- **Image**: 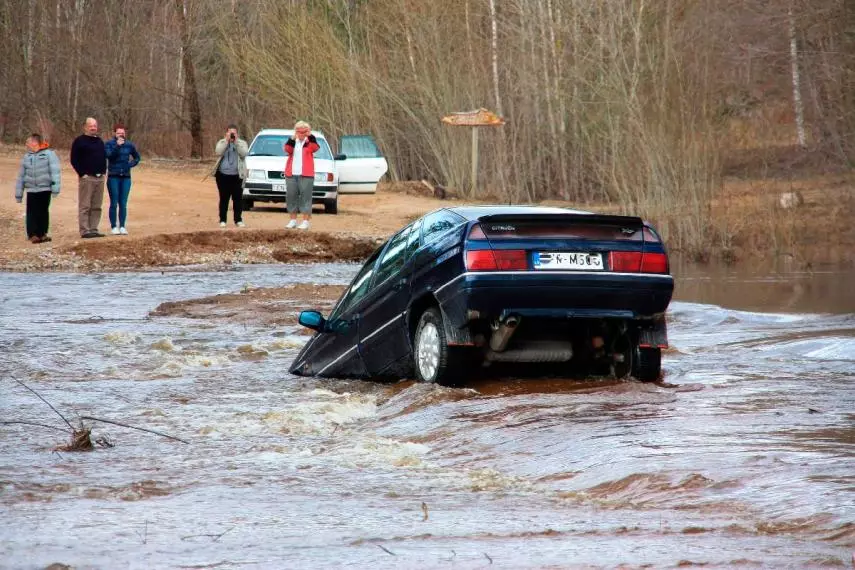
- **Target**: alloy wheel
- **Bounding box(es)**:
[416,322,441,382]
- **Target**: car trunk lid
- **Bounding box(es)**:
[466,213,668,274]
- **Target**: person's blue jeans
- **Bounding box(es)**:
[107,176,132,228]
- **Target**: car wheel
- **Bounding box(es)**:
[610,333,633,379]
[324,197,338,214]
[413,307,465,386]
[241,199,254,211]
[633,347,662,382]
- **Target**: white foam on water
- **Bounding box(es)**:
[331,437,432,468]
[803,338,855,361]
[150,337,175,351]
[103,331,141,345]
[263,336,308,351]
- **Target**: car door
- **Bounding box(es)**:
[292,250,381,378]
[358,224,414,376]
[336,135,389,194]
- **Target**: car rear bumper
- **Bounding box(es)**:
[434,270,674,327]
[243,183,337,202]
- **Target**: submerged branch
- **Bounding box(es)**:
[0,420,71,433]
[12,378,75,430]
[79,416,190,444]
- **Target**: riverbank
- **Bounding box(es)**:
[1,145,853,271]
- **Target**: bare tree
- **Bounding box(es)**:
[176,0,203,157]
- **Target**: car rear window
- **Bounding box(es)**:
[481,221,644,241]
[249,135,333,160]
[422,211,466,245]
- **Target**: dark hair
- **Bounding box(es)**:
[113,122,125,131]
[227,123,238,131]
[28,133,43,144]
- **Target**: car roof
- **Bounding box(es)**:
[445,205,592,221]
[254,128,328,139]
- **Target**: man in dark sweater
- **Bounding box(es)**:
[70,117,107,238]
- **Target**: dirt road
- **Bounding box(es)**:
[0,147,442,270]
[3,144,854,270]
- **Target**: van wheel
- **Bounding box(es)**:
[633,347,662,382]
[324,197,338,214]
[413,307,465,386]
[241,199,254,211]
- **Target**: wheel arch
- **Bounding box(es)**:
[407,293,439,344]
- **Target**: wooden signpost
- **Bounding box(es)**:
[441,108,505,197]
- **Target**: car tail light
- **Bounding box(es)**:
[465,249,527,271]
[494,250,527,270]
[609,251,669,274]
[640,252,668,273]
[609,251,642,272]
[465,250,497,270]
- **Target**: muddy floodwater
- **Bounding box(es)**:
[1,264,853,569]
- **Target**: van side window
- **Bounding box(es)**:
[373,225,412,287]
[421,211,465,246]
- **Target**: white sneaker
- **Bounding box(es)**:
[236,221,246,227]
[298,220,310,230]
[286,219,298,229]
[219,221,227,228]
[111,227,120,235]
[119,227,128,235]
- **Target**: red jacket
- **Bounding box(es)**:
[284,135,321,177]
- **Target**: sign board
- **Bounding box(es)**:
[441,108,505,127]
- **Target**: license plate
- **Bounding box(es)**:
[534,251,604,271]
[272,184,286,193]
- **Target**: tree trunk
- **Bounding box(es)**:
[788,3,807,148]
[177,0,203,158]
[488,0,502,116]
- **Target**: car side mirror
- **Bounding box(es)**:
[298,310,326,332]
[333,153,347,161]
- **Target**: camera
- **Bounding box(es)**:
[229,133,236,141]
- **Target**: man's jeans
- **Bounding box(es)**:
[107,176,132,228]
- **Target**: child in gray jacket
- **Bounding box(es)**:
[15,133,61,243]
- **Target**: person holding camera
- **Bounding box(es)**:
[105,123,141,235]
[70,117,107,238]
[284,120,320,230]
[212,123,249,227]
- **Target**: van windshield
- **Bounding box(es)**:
[249,135,333,160]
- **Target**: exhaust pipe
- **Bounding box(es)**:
[489,315,520,352]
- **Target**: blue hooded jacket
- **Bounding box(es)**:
[105,137,141,177]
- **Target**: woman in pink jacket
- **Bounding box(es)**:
[283,120,320,230]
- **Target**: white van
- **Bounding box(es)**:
[242,130,388,214]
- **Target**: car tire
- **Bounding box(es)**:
[633,347,662,382]
[413,307,465,386]
[324,197,338,214]
[241,199,254,211]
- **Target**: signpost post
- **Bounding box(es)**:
[441,108,505,197]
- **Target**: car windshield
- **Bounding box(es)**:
[249,134,333,160]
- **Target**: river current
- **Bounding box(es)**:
[1,264,853,569]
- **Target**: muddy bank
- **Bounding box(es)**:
[0,230,381,272]
[150,283,346,328]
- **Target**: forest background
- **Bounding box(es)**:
[1,0,853,263]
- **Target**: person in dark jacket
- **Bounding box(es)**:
[15,133,61,243]
[69,117,107,238]
[105,123,141,235]
[284,120,320,230]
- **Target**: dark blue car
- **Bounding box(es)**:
[291,205,674,384]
